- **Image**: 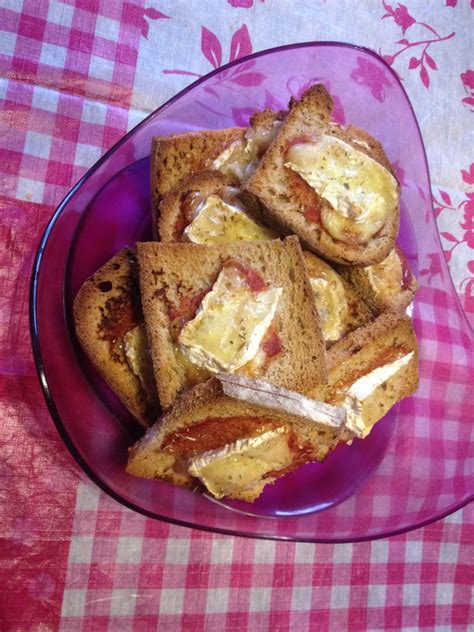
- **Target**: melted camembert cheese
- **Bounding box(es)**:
[285,135,399,244]
[211,121,282,182]
[183,195,350,345]
[178,264,282,373]
[188,427,291,498]
[303,251,349,344]
[211,138,258,182]
[184,195,276,244]
[309,271,348,342]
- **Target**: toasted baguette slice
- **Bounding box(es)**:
[303,251,373,347]
[137,236,327,409]
[309,312,418,437]
[151,109,285,236]
[73,248,159,427]
[243,84,400,266]
[335,246,418,314]
[127,375,349,502]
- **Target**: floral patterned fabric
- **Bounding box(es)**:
[0,1,472,630]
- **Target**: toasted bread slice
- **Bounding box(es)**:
[127,375,349,502]
[309,312,418,437]
[303,251,373,347]
[151,109,285,236]
[137,236,327,409]
[243,84,400,266]
[73,248,159,427]
[335,245,418,314]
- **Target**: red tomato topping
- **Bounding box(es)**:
[162,416,281,457]
[168,288,211,322]
[261,328,283,358]
[304,204,321,225]
[223,258,268,292]
[99,292,141,348]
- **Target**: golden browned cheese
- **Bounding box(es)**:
[285,136,398,244]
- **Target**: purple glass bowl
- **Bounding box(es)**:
[31,42,473,542]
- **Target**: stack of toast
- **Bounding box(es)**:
[74,84,419,502]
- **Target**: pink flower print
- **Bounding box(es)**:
[461,163,474,186]
[382,2,416,34]
[419,252,443,281]
[229,24,252,61]
[350,57,392,102]
[140,7,169,39]
[164,24,257,81]
[380,5,455,89]
[445,0,456,6]
[461,275,474,315]
[461,69,474,89]
[461,70,474,110]
[201,26,222,68]
[461,197,474,248]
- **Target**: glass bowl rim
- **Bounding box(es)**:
[30,40,474,543]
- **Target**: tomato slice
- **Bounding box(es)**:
[261,327,283,359]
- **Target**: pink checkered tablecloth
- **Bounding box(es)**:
[1,1,473,630]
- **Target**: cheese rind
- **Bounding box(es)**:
[188,428,291,498]
[366,248,402,295]
[338,351,415,437]
[285,136,398,244]
[178,265,282,373]
[184,195,276,244]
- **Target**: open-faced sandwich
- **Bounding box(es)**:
[73,248,158,427]
[127,375,351,501]
[309,312,419,438]
[136,236,327,409]
[243,85,401,266]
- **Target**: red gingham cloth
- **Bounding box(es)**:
[1,2,472,630]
